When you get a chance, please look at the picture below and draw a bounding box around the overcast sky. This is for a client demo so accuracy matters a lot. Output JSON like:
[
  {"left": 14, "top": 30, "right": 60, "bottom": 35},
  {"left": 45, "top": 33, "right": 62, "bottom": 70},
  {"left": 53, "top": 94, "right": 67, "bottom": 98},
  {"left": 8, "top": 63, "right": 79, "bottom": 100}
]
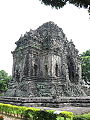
[{"left": 0, "top": 0, "right": 90, "bottom": 75}]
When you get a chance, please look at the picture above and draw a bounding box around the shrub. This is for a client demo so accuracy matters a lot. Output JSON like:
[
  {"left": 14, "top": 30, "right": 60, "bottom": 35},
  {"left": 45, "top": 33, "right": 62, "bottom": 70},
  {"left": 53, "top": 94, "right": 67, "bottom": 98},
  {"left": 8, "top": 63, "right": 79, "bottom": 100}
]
[
  {"left": 73, "top": 113, "right": 90, "bottom": 120},
  {"left": 54, "top": 111, "right": 73, "bottom": 120},
  {"left": 73, "top": 116, "right": 86, "bottom": 120},
  {"left": 0, "top": 103, "right": 75, "bottom": 120},
  {"left": 60, "top": 111, "right": 73, "bottom": 118},
  {"left": 83, "top": 113, "right": 90, "bottom": 119},
  {"left": 23, "top": 109, "right": 34, "bottom": 120},
  {"left": 34, "top": 110, "right": 57, "bottom": 120}
]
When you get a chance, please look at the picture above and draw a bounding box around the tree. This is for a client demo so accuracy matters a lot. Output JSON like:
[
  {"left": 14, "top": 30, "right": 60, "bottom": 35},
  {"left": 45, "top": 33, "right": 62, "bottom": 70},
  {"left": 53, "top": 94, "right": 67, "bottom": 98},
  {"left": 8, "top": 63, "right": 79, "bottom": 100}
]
[
  {"left": 39, "top": 0, "right": 90, "bottom": 10},
  {"left": 81, "top": 50, "right": 90, "bottom": 83},
  {"left": 0, "top": 70, "right": 12, "bottom": 93}
]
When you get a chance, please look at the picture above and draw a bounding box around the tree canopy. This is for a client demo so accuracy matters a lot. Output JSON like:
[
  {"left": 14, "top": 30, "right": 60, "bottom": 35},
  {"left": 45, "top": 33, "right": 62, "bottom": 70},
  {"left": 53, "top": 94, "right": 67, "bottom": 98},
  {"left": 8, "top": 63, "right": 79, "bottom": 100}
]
[
  {"left": 39, "top": 0, "right": 90, "bottom": 10},
  {"left": 0, "top": 70, "right": 12, "bottom": 93},
  {"left": 81, "top": 49, "right": 90, "bottom": 83}
]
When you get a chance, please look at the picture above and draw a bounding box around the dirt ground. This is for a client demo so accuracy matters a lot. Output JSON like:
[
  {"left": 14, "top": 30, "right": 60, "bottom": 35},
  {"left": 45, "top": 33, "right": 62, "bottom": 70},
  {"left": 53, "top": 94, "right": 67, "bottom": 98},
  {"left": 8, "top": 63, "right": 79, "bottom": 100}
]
[
  {"left": 0, "top": 114, "right": 21, "bottom": 120},
  {"left": 3, "top": 116, "right": 21, "bottom": 120}
]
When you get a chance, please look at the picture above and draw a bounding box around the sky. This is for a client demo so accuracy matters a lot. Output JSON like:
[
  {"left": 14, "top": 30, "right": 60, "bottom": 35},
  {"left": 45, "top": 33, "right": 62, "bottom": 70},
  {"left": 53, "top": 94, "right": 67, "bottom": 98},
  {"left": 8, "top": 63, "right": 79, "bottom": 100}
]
[{"left": 0, "top": 0, "right": 90, "bottom": 75}]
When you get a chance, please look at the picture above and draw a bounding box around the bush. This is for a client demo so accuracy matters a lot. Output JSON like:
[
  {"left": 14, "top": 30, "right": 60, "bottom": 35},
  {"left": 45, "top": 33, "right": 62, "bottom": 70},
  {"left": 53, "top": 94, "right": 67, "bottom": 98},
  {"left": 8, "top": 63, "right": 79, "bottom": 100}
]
[
  {"left": 54, "top": 111, "right": 73, "bottom": 120},
  {"left": 73, "top": 113, "right": 90, "bottom": 120},
  {"left": 23, "top": 109, "right": 34, "bottom": 120},
  {"left": 73, "top": 116, "right": 86, "bottom": 120},
  {"left": 83, "top": 113, "right": 90, "bottom": 119},
  {"left": 60, "top": 111, "right": 73, "bottom": 118},
  {"left": 0, "top": 103, "right": 57, "bottom": 120},
  {"left": 35, "top": 110, "right": 57, "bottom": 120}
]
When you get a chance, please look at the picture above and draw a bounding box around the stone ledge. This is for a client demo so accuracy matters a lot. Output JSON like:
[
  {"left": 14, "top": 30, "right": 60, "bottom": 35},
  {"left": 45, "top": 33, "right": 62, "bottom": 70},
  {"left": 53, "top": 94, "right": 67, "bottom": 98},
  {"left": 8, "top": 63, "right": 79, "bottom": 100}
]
[{"left": 0, "top": 96, "right": 90, "bottom": 107}]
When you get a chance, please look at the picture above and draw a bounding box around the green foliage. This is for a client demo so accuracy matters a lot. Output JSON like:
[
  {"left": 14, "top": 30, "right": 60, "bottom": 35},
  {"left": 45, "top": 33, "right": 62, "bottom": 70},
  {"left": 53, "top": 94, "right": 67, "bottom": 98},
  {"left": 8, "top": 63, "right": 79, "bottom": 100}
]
[
  {"left": 57, "top": 111, "right": 73, "bottom": 120},
  {"left": 0, "top": 103, "right": 75, "bottom": 120},
  {"left": 0, "top": 70, "right": 12, "bottom": 93},
  {"left": 61, "top": 111, "right": 73, "bottom": 118},
  {"left": 40, "top": 0, "right": 66, "bottom": 9},
  {"left": 81, "top": 50, "right": 90, "bottom": 82},
  {"left": 73, "top": 113, "right": 90, "bottom": 120},
  {"left": 0, "top": 103, "right": 57, "bottom": 120},
  {"left": 23, "top": 109, "right": 34, "bottom": 120},
  {"left": 1, "top": 103, "right": 90, "bottom": 120},
  {"left": 39, "top": 0, "right": 90, "bottom": 10},
  {"left": 81, "top": 50, "right": 90, "bottom": 56},
  {"left": 81, "top": 56, "right": 90, "bottom": 82},
  {"left": 35, "top": 110, "right": 57, "bottom": 120}
]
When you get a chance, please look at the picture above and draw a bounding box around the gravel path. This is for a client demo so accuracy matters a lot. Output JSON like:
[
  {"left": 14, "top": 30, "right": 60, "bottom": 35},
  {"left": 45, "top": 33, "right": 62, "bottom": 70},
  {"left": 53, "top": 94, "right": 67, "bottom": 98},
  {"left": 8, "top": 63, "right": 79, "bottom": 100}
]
[{"left": 35, "top": 106, "right": 90, "bottom": 115}]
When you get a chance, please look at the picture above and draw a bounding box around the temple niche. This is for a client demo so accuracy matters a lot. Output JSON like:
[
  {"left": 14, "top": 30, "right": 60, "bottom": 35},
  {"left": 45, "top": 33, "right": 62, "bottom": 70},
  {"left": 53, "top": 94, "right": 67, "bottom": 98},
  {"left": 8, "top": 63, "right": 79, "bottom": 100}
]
[{"left": 5, "top": 21, "right": 86, "bottom": 97}]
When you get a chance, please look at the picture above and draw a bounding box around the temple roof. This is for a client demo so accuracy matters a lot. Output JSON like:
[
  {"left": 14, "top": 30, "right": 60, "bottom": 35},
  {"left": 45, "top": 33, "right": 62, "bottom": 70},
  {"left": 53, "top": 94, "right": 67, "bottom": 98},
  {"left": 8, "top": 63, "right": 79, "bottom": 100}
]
[
  {"left": 15, "top": 21, "right": 66, "bottom": 47},
  {"left": 35, "top": 21, "right": 64, "bottom": 38},
  {"left": 36, "top": 21, "right": 62, "bottom": 31}
]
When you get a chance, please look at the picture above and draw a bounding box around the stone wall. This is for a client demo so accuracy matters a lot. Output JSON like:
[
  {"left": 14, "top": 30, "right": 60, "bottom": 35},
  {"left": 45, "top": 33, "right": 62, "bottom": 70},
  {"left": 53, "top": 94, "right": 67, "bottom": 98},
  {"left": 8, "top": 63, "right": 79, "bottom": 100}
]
[{"left": 1, "top": 96, "right": 90, "bottom": 107}]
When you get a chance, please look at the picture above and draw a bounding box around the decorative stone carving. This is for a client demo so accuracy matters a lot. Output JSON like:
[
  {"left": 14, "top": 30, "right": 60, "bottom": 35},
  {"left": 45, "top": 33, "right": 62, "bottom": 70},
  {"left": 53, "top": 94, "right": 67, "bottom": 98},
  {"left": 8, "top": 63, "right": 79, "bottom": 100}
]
[{"left": 5, "top": 21, "right": 86, "bottom": 97}]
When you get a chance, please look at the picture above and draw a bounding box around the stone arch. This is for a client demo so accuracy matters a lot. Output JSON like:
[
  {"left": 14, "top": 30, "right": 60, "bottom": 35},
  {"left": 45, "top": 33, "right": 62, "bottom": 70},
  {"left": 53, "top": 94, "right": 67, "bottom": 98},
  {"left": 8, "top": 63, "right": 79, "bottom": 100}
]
[
  {"left": 55, "top": 63, "right": 58, "bottom": 77},
  {"left": 67, "top": 56, "right": 77, "bottom": 83},
  {"left": 34, "top": 64, "right": 38, "bottom": 76},
  {"left": 45, "top": 65, "right": 48, "bottom": 76},
  {"left": 23, "top": 53, "right": 29, "bottom": 77}
]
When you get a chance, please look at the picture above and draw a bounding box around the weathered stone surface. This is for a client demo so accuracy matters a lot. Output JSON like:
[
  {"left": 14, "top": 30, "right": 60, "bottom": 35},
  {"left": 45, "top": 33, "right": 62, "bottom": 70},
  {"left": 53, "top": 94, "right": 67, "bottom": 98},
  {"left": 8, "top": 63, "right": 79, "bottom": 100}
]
[
  {"left": 1, "top": 96, "right": 90, "bottom": 107},
  {"left": 5, "top": 21, "right": 86, "bottom": 97}
]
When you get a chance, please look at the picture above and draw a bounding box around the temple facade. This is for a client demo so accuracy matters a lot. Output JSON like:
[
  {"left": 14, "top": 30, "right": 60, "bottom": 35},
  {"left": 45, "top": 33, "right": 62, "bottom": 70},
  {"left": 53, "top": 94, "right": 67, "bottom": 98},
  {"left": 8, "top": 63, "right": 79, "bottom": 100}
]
[{"left": 6, "top": 21, "right": 86, "bottom": 97}]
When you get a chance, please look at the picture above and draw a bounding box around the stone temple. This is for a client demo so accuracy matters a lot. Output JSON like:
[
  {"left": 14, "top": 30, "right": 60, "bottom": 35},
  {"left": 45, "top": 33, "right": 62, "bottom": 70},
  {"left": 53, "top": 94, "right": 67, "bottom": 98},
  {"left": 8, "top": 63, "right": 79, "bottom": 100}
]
[{"left": 6, "top": 21, "right": 86, "bottom": 97}]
